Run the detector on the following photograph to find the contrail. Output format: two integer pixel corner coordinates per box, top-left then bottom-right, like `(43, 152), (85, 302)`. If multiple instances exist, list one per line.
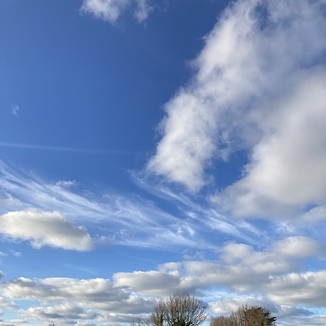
(0, 142), (135, 155)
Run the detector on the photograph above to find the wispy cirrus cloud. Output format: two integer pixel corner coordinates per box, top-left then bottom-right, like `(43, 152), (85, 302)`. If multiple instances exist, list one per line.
(147, 0), (326, 219)
(0, 160), (266, 251)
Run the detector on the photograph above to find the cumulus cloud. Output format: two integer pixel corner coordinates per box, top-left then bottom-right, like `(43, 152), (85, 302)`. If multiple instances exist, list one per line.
(111, 236), (326, 301)
(113, 270), (181, 296)
(21, 304), (98, 321)
(147, 0), (326, 218)
(80, 0), (152, 24)
(1, 277), (155, 324)
(0, 297), (16, 309)
(1, 236), (325, 325)
(267, 271), (326, 307)
(0, 209), (94, 251)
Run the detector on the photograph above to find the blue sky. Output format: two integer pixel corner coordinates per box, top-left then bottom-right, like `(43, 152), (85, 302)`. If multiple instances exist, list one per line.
(0, 0), (326, 325)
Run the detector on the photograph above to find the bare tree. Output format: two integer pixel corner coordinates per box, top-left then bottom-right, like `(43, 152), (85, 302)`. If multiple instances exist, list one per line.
(151, 293), (207, 326)
(210, 315), (237, 326)
(210, 306), (276, 326)
(240, 306), (276, 326)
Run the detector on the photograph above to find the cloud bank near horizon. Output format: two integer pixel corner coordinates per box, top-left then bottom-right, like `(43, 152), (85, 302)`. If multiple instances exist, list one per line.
(1, 236), (325, 325)
(147, 0), (326, 219)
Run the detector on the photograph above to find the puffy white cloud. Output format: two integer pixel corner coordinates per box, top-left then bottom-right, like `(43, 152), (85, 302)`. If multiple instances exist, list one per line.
(80, 0), (152, 24)
(216, 68), (326, 217)
(111, 236), (326, 300)
(2, 277), (122, 304)
(267, 271), (326, 307)
(148, 0), (326, 218)
(271, 236), (325, 259)
(1, 277), (155, 324)
(0, 209), (94, 251)
(113, 270), (181, 296)
(20, 304), (98, 321)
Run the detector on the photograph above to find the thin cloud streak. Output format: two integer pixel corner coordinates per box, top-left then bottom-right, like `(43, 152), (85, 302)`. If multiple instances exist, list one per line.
(0, 142), (135, 155)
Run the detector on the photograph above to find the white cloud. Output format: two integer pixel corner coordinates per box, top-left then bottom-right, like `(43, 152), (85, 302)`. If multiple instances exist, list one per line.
(80, 0), (152, 24)
(271, 236), (325, 259)
(111, 236), (326, 300)
(134, 0), (153, 22)
(0, 209), (94, 251)
(216, 68), (326, 217)
(21, 304), (98, 321)
(147, 0), (326, 218)
(55, 180), (76, 188)
(0, 297), (16, 309)
(113, 270), (181, 296)
(1, 277), (155, 324)
(209, 296), (268, 316)
(1, 235), (326, 325)
(267, 271), (326, 307)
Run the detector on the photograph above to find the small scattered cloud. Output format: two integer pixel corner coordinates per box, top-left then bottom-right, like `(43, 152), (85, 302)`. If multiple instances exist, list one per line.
(9, 250), (21, 258)
(134, 0), (153, 22)
(55, 180), (76, 188)
(0, 209), (94, 251)
(11, 104), (20, 117)
(80, 0), (153, 24)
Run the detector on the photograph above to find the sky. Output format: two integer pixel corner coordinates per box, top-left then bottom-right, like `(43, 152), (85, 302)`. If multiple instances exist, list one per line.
(0, 0), (326, 325)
